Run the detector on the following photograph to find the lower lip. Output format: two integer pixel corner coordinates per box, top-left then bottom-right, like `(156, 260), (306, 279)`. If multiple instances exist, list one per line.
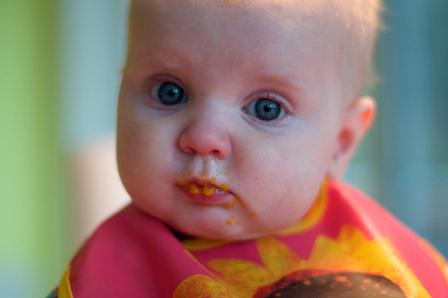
(177, 186), (233, 205)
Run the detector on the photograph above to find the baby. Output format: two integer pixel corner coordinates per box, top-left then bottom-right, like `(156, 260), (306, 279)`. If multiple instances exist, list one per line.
(49, 0), (448, 297)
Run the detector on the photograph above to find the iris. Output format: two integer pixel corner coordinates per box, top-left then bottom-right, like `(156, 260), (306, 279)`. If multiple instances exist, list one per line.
(157, 82), (186, 105)
(254, 98), (281, 121)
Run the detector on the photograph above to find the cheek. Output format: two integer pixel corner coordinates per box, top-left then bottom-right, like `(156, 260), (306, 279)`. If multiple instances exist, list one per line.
(116, 126), (183, 220)
(240, 131), (332, 181)
(117, 116), (178, 197)
(235, 132), (333, 217)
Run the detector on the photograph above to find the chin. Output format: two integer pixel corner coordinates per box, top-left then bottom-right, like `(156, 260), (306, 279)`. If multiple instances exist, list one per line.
(167, 213), (286, 241)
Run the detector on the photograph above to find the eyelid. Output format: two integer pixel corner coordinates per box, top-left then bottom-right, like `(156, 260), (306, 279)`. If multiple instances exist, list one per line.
(246, 90), (293, 113)
(144, 74), (187, 94)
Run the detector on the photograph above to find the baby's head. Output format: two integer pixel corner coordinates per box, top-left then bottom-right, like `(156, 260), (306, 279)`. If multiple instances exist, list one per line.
(117, 0), (382, 240)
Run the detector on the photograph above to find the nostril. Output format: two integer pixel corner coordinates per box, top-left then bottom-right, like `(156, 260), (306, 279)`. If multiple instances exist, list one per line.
(211, 149), (221, 156)
(181, 146), (223, 158)
(183, 145), (196, 155)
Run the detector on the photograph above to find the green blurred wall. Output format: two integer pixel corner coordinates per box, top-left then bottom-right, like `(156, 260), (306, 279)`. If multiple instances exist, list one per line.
(0, 1), (68, 296)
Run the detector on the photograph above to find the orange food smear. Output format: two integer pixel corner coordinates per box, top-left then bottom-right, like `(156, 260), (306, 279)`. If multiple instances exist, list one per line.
(188, 184), (200, 194)
(237, 199), (256, 219)
(177, 178), (231, 197)
(225, 216), (240, 225)
(222, 197), (238, 209)
(177, 179), (256, 220)
(203, 184), (216, 196)
(220, 183), (229, 192)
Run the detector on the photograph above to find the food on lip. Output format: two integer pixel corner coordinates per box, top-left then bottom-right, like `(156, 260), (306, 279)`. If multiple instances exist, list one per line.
(176, 178), (229, 197)
(203, 184), (216, 196)
(188, 184), (200, 195)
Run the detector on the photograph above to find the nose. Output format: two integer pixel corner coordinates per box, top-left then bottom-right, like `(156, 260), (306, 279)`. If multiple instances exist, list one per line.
(178, 119), (231, 159)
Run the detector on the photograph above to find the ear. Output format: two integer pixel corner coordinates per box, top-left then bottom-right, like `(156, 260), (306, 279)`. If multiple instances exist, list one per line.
(327, 97), (376, 179)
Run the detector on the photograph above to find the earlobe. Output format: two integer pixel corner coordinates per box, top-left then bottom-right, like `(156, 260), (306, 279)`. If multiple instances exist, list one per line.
(328, 97), (376, 180)
(359, 97), (376, 134)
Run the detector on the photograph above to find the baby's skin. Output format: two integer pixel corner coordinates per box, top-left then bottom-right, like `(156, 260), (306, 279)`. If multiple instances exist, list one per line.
(117, 0), (377, 241)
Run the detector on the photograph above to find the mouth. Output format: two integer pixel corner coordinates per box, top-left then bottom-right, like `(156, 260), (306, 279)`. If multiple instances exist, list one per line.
(176, 177), (233, 205)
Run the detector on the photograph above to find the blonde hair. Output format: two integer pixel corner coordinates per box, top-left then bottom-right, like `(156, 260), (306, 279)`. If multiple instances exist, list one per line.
(335, 0), (384, 95)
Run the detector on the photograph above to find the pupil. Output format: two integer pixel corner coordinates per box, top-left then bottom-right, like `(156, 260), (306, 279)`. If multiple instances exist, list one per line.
(255, 98), (281, 121)
(158, 82), (184, 105)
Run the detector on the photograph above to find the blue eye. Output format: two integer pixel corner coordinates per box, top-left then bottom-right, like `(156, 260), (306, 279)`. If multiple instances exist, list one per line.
(245, 98), (284, 121)
(153, 82), (186, 106)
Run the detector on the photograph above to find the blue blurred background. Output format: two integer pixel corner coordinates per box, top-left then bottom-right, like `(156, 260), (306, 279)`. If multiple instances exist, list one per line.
(0, 1), (447, 296)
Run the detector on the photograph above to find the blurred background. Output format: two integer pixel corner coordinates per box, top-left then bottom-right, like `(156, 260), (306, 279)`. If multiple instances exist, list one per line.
(0, 0), (447, 296)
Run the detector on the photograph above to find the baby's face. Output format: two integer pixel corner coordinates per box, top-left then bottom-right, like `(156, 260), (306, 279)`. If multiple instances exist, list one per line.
(117, 0), (364, 240)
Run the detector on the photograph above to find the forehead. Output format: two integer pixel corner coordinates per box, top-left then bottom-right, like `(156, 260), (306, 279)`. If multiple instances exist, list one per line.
(127, 0), (347, 76)
(129, 0), (346, 41)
